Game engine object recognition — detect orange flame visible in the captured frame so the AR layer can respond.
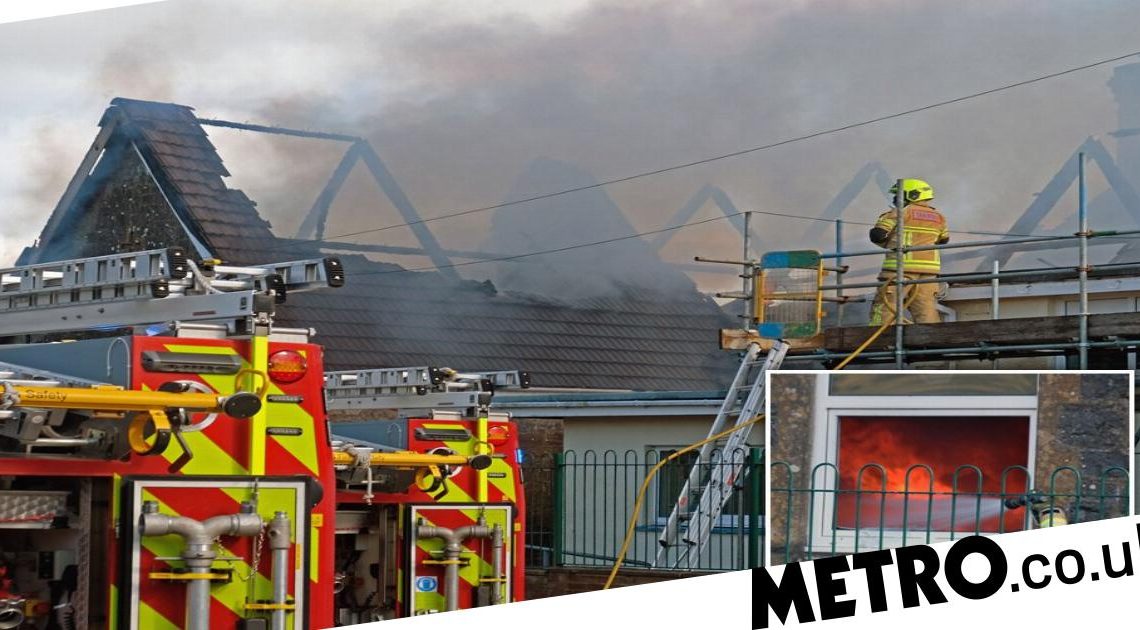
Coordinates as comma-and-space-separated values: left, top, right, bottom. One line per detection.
836, 415, 1030, 533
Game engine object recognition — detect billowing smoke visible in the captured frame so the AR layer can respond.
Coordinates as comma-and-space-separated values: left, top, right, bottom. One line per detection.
480, 157, 698, 298
2, 0, 1139, 297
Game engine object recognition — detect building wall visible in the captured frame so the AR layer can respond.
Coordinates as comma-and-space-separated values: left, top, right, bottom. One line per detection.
558, 413, 760, 571
564, 414, 759, 454
516, 417, 564, 553
1035, 373, 1132, 520
951, 293, 1140, 321
767, 374, 816, 564
945, 292, 1140, 369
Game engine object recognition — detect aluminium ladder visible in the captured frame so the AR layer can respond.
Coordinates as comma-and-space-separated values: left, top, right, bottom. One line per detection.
0, 247, 344, 337
654, 340, 788, 568
324, 366, 530, 502
0, 358, 106, 414
324, 366, 530, 414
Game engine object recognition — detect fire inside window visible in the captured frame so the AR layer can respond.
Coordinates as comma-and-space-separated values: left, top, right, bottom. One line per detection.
836, 415, 1031, 533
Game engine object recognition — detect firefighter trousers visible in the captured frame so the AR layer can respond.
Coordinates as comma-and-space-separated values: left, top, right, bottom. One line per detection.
868, 271, 941, 325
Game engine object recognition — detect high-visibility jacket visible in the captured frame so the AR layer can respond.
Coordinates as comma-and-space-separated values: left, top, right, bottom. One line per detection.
873, 203, 949, 274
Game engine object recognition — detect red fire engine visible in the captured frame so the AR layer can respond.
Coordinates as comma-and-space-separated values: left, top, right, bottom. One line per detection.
0, 248, 526, 628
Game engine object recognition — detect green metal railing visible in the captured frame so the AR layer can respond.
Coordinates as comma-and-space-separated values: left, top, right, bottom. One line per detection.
526, 447, 765, 572
771, 461, 1130, 563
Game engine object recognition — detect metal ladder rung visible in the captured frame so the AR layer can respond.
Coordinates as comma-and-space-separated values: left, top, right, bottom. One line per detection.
654, 341, 786, 568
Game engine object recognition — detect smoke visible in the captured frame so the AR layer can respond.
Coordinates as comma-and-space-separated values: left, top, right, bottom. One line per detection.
479, 157, 698, 298
2, 0, 1139, 294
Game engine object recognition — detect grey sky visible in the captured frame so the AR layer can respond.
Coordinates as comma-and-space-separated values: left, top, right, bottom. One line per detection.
2, 0, 1139, 294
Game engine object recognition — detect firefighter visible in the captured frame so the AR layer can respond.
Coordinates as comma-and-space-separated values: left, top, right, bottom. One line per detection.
1004, 492, 1068, 528
868, 178, 949, 325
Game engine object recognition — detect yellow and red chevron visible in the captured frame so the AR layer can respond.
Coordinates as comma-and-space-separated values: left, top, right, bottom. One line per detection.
0, 335, 341, 628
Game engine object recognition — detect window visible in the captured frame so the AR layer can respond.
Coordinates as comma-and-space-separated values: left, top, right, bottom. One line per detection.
808, 374, 1037, 553
653, 447, 750, 529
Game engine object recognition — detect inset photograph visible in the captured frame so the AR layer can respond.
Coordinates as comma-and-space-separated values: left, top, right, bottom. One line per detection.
768, 371, 1132, 563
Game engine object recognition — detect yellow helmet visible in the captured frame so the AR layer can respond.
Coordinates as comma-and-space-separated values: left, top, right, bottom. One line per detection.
889, 178, 934, 203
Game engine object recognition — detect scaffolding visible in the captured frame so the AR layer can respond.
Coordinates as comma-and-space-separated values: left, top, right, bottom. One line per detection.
707, 153, 1140, 369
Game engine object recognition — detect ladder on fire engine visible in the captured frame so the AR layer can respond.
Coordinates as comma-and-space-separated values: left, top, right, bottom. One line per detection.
0, 361, 104, 389
325, 366, 530, 503
324, 366, 530, 417
653, 340, 788, 568
0, 360, 105, 426
0, 247, 344, 337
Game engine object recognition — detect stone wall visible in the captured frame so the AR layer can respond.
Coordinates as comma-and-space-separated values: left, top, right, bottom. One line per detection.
1034, 373, 1130, 520
767, 373, 816, 563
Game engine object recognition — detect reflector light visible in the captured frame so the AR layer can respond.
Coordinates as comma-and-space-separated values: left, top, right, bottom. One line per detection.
487, 424, 511, 446
268, 350, 307, 384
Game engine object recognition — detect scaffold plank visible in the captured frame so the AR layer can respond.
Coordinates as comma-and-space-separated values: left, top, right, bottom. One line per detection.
817, 312, 1140, 354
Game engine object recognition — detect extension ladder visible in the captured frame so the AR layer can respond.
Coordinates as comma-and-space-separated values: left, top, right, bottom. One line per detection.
654, 340, 788, 568
0, 247, 344, 337
0, 361, 107, 430
324, 366, 530, 413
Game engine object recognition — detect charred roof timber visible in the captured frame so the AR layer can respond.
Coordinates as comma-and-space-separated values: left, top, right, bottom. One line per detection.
197, 118, 460, 279
21, 97, 739, 391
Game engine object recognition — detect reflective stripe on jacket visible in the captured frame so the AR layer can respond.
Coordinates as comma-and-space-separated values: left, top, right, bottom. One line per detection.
875, 203, 949, 274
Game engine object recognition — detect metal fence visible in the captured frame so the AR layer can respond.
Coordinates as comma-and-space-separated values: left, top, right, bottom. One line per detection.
771, 462, 1130, 564
520, 452, 558, 569
522, 448, 765, 572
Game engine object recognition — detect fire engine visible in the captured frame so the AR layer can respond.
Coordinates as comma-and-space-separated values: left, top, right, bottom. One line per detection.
0, 248, 526, 628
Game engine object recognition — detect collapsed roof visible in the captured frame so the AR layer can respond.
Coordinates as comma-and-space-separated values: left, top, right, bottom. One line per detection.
20, 98, 737, 391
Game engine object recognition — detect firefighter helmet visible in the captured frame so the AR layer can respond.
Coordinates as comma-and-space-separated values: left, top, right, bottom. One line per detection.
889, 178, 934, 203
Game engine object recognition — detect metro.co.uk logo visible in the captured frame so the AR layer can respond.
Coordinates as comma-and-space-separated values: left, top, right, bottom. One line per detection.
754, 524, 1140, 628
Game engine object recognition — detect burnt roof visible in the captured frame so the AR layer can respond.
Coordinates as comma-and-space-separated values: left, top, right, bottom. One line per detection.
24, 98, 738, 391
105, 98, 281, 262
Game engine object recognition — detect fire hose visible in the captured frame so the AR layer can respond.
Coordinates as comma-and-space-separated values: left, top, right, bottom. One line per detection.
832, 284, 920, 370
604, 414, 765, 590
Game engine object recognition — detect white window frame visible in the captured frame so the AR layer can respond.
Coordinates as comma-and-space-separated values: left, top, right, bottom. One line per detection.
807, 373, 1037, 553
648, 444, 755, 530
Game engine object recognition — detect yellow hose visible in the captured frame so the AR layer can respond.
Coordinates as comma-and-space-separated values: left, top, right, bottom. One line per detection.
603, 414, 765, 589
603, 282, 918, 585
832, 284, 919, 370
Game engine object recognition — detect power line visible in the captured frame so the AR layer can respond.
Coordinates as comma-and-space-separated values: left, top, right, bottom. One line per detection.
339, 210, 1088, 278
348, 213, 744, 276
309, 49, 1139, 244
342, 212, 1140, 278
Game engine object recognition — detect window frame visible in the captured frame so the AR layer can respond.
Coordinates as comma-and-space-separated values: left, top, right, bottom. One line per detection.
807, 373, 1038, 553
647, 445, 755, 531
